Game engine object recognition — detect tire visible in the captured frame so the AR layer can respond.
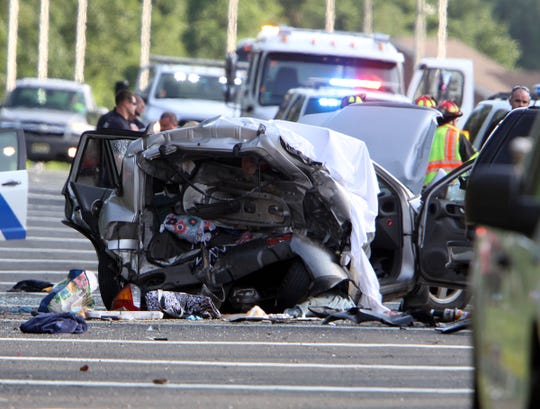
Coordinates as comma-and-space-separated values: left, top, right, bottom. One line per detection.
427, 286, 471, 310
276, 261, 311, 310
97, 252, 123, 310
400, 284, 429, 311
401, 284, 471, 311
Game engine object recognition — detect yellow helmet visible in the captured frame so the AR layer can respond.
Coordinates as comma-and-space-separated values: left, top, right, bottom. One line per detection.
414, 95, 437, 108
341, 94, 365, 108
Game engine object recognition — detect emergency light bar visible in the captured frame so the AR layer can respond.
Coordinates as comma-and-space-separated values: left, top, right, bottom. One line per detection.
328, 78, 382, 90
317, 97, 342, 108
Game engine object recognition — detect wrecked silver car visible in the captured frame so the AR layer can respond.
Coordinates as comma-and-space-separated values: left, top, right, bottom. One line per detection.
63, 108, 471, 315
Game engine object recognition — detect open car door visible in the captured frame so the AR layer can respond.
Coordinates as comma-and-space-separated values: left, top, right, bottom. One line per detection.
62, 131, 139, 241
416, 161, 474, 288
0, 128, 27, 240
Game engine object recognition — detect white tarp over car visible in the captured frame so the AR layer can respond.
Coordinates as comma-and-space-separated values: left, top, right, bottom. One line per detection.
273, 120, 386, 313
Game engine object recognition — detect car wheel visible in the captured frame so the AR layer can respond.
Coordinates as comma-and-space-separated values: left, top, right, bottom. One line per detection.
400, 284, 429, 311
97, 252, 123, 310
427, 286, 471, 310
276, 261, 311, 310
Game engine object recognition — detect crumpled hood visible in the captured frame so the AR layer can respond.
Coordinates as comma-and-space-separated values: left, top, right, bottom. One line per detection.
300, 102, 440, 195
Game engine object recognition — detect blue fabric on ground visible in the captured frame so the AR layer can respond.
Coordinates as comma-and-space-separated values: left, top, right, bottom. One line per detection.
20, 312, 88, 334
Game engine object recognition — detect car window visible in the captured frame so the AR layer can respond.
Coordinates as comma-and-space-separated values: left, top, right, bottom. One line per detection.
411, 67, 465, 107
274, 92, 296, 119
6, 86, 85, 113
488, 112, 537, 165
463, 104, 491, 145
76, 137, 131, 188
0, 130, 20, 172
258, 52, 402, 106
154, 72, 225, 101
286, 95, 306, 121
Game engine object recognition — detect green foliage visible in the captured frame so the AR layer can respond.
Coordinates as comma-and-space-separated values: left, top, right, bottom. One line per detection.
447, 0, 520, 69
493, 0, 540, 70
0, 0, 536, 105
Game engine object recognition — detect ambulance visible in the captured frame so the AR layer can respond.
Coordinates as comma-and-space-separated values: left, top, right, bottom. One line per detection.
0, 128, 28, 240
225, 25, 407, 119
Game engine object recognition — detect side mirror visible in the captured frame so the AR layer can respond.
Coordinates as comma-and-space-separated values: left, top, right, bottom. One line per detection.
465, 165, 539, 236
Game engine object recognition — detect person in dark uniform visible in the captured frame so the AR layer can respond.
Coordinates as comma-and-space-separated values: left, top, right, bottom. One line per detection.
96, 90, 138, 131
131, 94, 146, 130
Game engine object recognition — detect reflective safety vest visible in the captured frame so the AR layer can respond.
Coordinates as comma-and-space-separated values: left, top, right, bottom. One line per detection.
424, 124, 463, 185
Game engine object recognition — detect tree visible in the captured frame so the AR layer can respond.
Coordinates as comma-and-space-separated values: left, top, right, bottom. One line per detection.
0, 0, 532, 105
447, 0, 520, 69
493, 0, 540, 69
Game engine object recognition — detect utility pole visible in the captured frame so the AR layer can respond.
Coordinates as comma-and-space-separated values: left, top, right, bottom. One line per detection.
325, 0, 335, 33
363, 0, 373, 34
139, 0, 152, 90
74, 0, 87, 83
6, 0, 19, 92
37, 0, 49, 79
437, 0, 447, 59
414, 0, 426, 66
226, 0, 238, 55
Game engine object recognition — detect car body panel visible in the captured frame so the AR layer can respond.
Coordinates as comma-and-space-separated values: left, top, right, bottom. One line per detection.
466, 125, 540, 408
299, 102, 441, 195
0, 128, 27, 240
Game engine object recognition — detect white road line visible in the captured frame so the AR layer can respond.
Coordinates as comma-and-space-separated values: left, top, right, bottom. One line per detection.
27, 216, 66, 223
0, 356, 473, 371
0, 259, 95, 263
0, 338, 472, 349
28, 193, 63, 200
0, 379, 473, 394
15, 237, 90, 243
28, 226, 77, 232
0, 248, 95, 254
0, 271, 69, 275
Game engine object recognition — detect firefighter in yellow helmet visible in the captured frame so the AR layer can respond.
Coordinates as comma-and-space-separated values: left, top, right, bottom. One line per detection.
424, 100, 476, 186
414, 95, 437, 108
341, 94, 365, 108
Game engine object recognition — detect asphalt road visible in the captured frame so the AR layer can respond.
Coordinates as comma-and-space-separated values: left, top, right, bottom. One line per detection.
0, 165, 473, 409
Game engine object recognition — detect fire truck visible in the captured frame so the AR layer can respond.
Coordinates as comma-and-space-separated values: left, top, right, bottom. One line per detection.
225, 25, 407, 119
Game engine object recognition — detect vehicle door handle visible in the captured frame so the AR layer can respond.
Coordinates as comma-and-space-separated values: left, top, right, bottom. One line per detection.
2, 180, 21, 187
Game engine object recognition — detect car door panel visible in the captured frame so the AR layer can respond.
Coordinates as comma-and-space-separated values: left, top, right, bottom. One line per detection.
417, 164, 472, 287
64, 133, 137, 239
0, 128, 27, 240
